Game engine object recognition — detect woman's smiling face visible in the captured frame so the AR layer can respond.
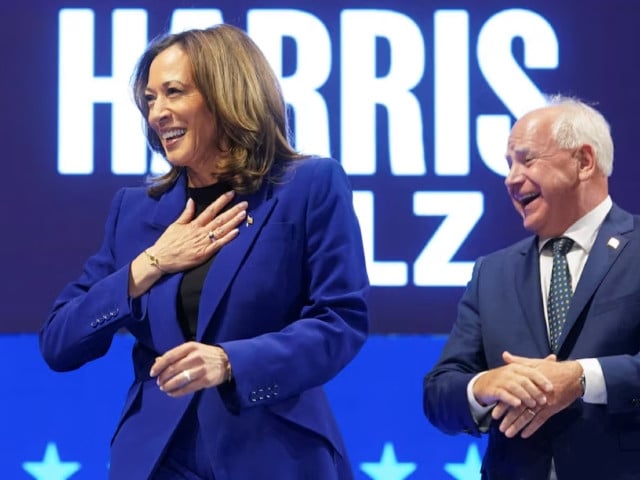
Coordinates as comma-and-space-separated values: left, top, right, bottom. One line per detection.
145, 44, 221, 183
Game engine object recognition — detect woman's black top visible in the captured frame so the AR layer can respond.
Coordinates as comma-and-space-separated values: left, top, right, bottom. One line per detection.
177, 182, 230, 341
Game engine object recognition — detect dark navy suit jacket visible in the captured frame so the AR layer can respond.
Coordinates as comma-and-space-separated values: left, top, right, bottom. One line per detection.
424, 204, 640, 480
40, 157, 369, 480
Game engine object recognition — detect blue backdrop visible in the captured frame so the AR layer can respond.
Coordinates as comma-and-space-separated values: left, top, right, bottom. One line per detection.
5, 0, 640, 334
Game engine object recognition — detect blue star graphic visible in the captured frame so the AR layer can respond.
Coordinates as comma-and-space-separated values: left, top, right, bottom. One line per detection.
444, 443, 482, 480
23, 442, 81, 480
360, 442, 417, 480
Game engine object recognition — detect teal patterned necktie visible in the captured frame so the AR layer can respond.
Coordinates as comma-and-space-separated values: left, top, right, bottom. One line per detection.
547, 237, 574, 352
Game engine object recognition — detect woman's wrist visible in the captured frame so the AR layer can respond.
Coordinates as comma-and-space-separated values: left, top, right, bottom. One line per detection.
143, 249, 168, 275
128, 251, 164, 298
216, 347, 233, 383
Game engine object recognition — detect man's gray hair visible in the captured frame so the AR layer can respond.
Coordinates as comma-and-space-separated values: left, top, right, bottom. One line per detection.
545, 94, 614, 177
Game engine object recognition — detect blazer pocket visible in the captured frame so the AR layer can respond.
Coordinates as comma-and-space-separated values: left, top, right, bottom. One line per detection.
255, 222, 295, 245
110, 381, 142, 445
590, 293, 640, 317
232, 222, 301, 309
619, 429, 640, 451
243, 221, 298, 271
268, 388, 344, 458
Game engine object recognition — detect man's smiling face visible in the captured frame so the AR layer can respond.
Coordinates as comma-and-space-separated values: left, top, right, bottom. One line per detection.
504, 108, 582, 238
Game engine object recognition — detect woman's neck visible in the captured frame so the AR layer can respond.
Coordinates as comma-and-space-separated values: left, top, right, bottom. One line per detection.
186, 168, 218, 188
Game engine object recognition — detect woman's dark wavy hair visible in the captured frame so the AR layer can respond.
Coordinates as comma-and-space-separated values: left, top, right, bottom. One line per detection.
132, 24, 305, 196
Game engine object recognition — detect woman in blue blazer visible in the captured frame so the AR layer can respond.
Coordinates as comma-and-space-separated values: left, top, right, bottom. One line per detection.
40, 24, 369, 480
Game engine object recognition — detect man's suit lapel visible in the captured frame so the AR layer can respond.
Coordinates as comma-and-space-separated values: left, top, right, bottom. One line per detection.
196, 182, 278, 340
515, 239, 551, 355
556, 204, 633, 352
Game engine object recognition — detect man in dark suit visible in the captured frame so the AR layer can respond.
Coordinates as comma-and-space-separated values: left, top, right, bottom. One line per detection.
423, 96, 640, 479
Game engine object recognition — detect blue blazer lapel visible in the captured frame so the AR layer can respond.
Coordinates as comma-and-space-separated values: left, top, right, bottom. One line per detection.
196, 182, 279, 340
147, 172, 189, 352
556, 204, 633, 352
514, 238, 551, 355
150, 172, 188, 229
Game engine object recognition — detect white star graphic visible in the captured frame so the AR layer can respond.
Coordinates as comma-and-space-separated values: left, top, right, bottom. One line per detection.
360, 442, 417, 480
23, 442, 81, 480
444, 443, 482, 480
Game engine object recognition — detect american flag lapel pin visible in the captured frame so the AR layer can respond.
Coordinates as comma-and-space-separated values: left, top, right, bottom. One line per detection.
607, 237, 620, 249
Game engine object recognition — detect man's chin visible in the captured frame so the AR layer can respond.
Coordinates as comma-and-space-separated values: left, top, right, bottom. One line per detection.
521, 216, 541, 234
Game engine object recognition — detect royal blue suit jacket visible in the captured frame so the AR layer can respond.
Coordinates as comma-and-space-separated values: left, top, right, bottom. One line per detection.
424, 204, 640, 480
40, 157, 369, 480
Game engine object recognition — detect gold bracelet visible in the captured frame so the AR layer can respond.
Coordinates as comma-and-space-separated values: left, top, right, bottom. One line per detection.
143, 249, 167, 274
225, 359, 233, 383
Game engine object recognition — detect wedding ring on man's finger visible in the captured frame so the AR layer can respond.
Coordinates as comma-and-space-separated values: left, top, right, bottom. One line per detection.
207, 230, 216, 242
526, 408, 536, 417
182, 369, 192, 383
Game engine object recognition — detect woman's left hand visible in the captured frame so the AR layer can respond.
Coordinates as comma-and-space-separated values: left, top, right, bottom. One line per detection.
149, 341, 230, 397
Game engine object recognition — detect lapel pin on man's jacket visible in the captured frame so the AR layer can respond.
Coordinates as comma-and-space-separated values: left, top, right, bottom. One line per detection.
246, 214, 253, 227
607, 237, 620, 249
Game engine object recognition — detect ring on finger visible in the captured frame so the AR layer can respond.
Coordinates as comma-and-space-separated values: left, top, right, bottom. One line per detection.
182, 369, 192, 383
526, 408, 536, 417
207, 230, 216, 242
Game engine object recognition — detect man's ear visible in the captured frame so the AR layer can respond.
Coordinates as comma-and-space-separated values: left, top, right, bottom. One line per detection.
576, 144, 598, 180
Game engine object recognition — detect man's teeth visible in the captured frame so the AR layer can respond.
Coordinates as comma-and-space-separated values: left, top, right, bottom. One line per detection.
520, 193, 539, 206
